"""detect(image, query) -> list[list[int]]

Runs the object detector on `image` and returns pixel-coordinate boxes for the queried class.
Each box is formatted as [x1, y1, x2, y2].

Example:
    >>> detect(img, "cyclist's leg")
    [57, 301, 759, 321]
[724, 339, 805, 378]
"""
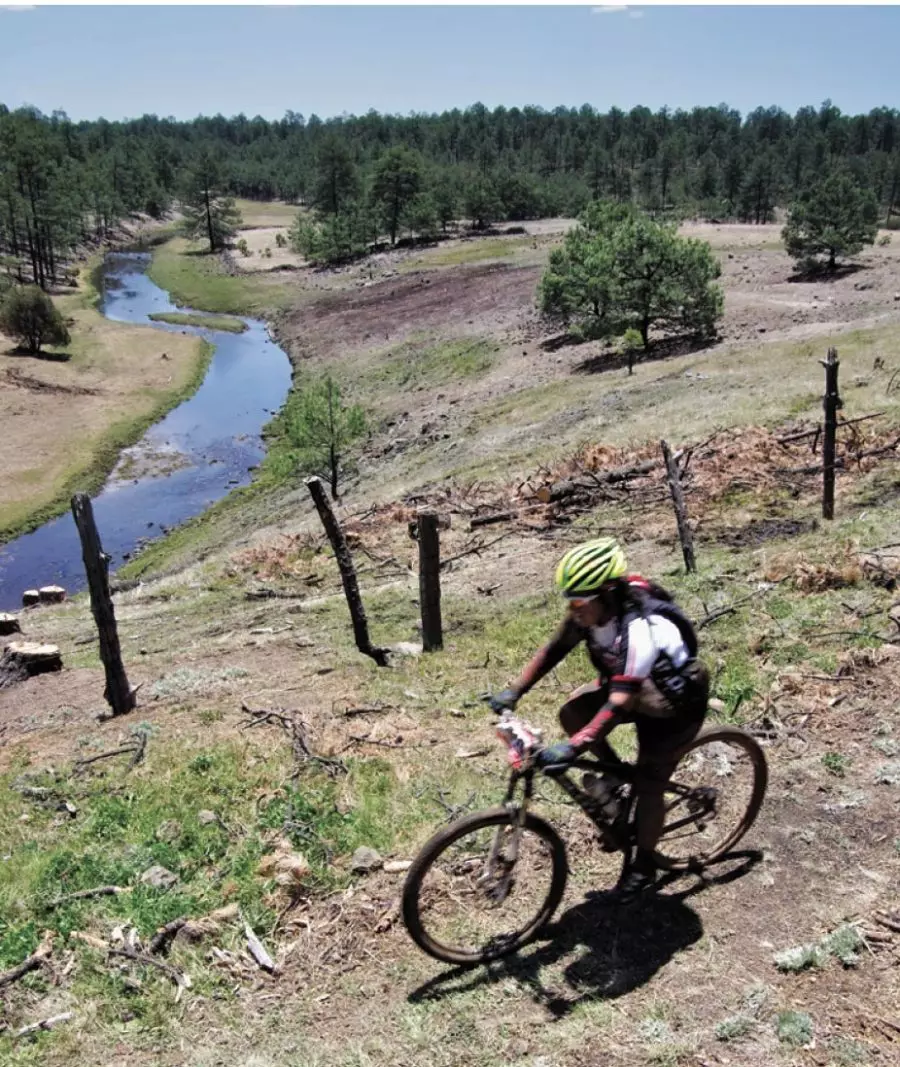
[633, 698, 707, 867]
[559, 680, 621, 767]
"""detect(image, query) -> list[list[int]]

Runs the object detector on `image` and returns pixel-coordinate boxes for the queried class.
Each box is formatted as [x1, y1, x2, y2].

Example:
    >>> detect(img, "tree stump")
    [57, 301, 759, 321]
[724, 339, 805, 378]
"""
[0, 641, 62, 689]
[0, 614, 21, 636]
[38, 585, 66, 604]
[22, 589, 40, 607]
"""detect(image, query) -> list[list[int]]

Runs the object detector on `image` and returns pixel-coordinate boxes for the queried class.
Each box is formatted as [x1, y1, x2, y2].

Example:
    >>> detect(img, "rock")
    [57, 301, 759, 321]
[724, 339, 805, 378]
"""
[894, 293, 900, 301]
[38, 585, 66, 604]
[383, 860, 412, 873]
[392, 641, 423, 657]
[197, 809, 218, 825]
[350, 846, 383, 874]
[0, 613, 21, 636]
[708, 698, 726, 713]
[22, 589, 40, 607]
[155, 820, 181, 843]
[257, 838, 311, 888]
[139, 865, 178, 890]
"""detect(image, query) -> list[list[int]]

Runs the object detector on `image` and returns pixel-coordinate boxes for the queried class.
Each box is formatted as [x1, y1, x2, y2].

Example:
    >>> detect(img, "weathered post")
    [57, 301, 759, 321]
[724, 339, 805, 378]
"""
[660, 439, 696, 574]
[71, 493, 136, 716]
[305, 477, 389, 666]
[821, 347, 841, 520]
[417, 508, 443, 651]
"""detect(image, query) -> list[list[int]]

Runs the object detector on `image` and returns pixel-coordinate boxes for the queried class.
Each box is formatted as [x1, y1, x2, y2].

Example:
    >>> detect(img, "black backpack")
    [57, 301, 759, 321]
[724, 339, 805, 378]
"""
[626, 575, 699, 659]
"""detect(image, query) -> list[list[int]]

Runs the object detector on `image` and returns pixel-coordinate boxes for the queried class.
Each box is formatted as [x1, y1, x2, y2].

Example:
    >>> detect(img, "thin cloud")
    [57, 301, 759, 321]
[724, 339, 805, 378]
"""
[592, 6, 645, 17]
[1, 5, 37, 9]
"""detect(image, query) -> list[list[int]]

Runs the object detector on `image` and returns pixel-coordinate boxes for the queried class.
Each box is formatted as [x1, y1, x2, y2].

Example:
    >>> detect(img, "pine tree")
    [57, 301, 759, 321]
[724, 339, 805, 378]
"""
[181, 151, 242, 253]
[782, 170, 879, 271]
[281, 374, 366, 499]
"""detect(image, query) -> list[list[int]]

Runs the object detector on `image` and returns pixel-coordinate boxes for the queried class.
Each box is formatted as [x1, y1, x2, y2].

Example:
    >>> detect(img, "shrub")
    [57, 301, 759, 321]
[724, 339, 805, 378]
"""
[0, 285, 71, 353]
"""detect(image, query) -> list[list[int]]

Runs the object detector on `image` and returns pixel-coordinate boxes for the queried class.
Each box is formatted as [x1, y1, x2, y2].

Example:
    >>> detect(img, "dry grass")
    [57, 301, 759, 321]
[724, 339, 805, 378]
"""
[0, 265, 207, 541]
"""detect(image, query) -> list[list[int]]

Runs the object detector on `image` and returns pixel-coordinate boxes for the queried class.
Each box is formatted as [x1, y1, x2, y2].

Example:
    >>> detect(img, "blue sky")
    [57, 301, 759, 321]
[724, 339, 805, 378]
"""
[1, 5, 897, 122]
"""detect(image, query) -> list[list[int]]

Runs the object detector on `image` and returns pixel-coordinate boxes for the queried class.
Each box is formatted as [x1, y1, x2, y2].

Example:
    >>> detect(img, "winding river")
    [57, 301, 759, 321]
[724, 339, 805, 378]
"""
[0, 253, 292, 612]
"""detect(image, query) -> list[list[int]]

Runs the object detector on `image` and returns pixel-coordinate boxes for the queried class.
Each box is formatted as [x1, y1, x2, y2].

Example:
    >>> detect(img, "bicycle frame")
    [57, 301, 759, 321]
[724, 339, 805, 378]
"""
[495, 755, 708, 859]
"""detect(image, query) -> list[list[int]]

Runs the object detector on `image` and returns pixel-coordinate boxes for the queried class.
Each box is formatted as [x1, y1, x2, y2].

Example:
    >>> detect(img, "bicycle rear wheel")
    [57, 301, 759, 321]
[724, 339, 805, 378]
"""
[654, 725, 768, 871]
[402, 807, 568, 966]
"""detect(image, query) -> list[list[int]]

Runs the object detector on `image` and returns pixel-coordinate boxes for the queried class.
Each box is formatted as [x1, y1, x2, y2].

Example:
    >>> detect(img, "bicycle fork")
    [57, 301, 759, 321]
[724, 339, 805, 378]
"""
[479, 772, 533, 904]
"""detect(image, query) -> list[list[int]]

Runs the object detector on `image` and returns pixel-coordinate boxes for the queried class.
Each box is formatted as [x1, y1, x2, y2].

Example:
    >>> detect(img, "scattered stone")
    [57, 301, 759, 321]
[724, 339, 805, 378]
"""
[257, 843, 311, 888]
[350, 846, 383, 873]
[139, 865, 178, 890]
[197, 809, 218, 825]
[155, 820, 181, 843]
[383, 860, 412, 874]
[392, 641, 423, 657]
[0, 613, 21, 636]
[708, 698, 726, 713]
[38, 585, 66, 604]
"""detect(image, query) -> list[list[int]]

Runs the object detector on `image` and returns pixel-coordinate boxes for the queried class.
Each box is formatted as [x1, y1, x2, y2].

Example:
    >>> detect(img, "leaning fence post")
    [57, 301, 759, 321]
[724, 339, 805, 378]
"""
[417, 508, 443, 652]
[305, 477, 389, 667]
[71, 493, 136, 717]
[820, 347, 841, 520]
[660, 439, 696, 574]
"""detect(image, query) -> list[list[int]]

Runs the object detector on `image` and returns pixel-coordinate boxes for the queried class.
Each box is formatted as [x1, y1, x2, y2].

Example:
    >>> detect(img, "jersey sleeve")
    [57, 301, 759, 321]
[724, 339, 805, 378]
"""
[517, 616, 582, 695]
[610, 616, 656, 693]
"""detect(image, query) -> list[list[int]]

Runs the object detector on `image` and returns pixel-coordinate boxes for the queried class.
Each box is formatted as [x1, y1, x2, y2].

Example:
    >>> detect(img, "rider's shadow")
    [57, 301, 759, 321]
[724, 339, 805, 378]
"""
[408, 851, 760, 1017]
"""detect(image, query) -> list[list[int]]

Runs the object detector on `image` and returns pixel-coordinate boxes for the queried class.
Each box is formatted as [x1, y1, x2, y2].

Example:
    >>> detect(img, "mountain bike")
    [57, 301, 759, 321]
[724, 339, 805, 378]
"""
[402, 702, 767, 966]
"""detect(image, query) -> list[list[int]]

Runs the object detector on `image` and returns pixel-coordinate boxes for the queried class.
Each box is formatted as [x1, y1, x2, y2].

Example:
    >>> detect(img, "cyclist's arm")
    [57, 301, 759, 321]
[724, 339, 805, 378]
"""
[510, 617, 581, 699]
[569, 617, 654, 750]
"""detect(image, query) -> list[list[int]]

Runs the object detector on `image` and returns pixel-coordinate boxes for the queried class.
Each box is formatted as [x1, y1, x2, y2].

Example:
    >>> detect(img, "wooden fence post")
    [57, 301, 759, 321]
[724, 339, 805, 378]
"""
[660, 439, 696, 574]
[71, 493, 136, 716]
[417, 508, 443, 651]
[305, 477, 389, 667]
[821, 347, 841, 520]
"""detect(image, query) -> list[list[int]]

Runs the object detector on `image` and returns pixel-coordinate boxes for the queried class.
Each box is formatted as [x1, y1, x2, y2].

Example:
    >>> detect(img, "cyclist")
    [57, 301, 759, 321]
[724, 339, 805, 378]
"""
[490, 537, 709, 903]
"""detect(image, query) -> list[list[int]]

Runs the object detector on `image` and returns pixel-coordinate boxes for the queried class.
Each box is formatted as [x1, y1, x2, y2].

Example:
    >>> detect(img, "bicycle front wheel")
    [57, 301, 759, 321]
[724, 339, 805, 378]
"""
[402, 807, 568, 966]
[654, 725, 768, 871]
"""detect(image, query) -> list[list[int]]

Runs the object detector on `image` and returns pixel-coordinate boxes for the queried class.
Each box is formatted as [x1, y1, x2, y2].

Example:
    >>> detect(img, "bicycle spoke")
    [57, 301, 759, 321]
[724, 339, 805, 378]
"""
[657, 733, 764, 866]
[413, 820, 558, 958]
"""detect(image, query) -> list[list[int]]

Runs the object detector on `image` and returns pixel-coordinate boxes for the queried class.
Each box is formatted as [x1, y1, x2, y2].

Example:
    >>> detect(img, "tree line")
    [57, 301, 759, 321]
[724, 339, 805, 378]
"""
[2, 99, 900, 284]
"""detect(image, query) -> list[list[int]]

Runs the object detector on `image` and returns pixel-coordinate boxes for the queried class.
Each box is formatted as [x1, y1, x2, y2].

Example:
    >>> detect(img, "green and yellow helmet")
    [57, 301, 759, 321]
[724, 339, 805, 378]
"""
[555, 537, 627, 598]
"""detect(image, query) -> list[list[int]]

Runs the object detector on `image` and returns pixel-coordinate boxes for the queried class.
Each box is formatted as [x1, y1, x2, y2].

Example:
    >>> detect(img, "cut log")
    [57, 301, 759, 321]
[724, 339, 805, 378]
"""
[535, 456, 662, 504]
[38, 585, 66, 604]
[469, 511, 514, 529]
[22, 589, 40, 607]
[0, 613, 21, 635]
[0, 642, 62, 689]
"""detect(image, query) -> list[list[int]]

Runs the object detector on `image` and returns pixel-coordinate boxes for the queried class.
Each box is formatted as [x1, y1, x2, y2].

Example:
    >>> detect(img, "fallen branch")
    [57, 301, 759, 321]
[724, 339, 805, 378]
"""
[342, 704, 395, 717]
[74, 741, 145, 774]
[149, 916, 188, 955]
[777, 411, 885, 444]
[109, 947, 190, 998]
[46, 885, 127, 910]
[469, 511, 514, 530]
[535, 454, 673, 505]
[696, 588, 769, 630]
[0, 939, 52, 988]
[440, 534, 508, 570]
[243, 918, 276, 973]
[15, 1012, 73, 1039]
[872, 911, 900, 934]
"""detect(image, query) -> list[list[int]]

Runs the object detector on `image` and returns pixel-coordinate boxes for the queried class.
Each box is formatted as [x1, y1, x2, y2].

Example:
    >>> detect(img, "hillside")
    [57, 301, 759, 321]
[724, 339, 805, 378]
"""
[1, 213, 899, 1067]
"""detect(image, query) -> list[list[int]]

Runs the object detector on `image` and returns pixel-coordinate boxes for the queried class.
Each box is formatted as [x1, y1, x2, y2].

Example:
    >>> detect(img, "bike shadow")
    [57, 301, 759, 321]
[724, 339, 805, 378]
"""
[408, 850, 761, 1017]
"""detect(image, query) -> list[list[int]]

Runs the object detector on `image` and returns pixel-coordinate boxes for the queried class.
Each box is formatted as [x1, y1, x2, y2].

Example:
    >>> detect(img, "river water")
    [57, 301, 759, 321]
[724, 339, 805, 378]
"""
[0, 253, 292, 611]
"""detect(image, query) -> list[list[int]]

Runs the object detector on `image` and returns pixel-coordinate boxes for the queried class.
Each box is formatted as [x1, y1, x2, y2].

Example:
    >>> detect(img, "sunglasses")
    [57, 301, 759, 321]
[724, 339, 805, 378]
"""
[565, 594, 600, 609]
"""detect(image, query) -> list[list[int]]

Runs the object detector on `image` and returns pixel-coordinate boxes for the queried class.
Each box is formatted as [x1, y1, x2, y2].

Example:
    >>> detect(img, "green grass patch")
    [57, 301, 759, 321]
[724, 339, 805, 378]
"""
[358, 336, 498, 394]
[148, 311, 247, 333]
[409, 235, 532, 268]
[147, 237, 294, 316]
